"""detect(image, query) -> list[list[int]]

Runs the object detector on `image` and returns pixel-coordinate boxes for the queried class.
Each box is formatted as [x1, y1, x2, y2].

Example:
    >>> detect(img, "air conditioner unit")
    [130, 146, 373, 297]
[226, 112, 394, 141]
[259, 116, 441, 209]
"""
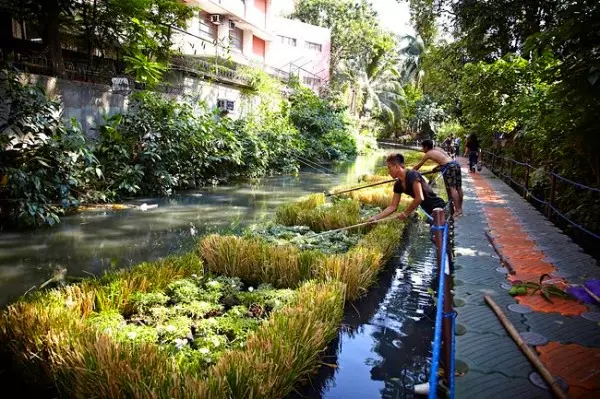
[210, 15, 222, 25]
[229, 20, 236, 30]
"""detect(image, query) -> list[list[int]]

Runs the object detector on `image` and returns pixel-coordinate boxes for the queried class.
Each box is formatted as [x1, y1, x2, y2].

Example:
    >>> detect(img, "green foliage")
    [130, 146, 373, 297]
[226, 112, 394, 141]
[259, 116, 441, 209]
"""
[291, 0, 384, 84]
[409, 0, 600, 237]
[0, 72, 101, 225]
[437, 120, 465, 141]
[407, 0, 437, 48]
[289, 86, 356, 160]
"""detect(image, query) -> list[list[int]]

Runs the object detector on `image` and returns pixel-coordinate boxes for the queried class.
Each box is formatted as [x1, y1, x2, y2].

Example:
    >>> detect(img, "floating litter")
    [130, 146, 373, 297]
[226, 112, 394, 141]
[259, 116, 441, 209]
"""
[392, 339, 403, 349]
[520, 331, 548, 346]
[496, 267, 509, 274]
[507, 304, 533, 314]
[529, 372, 569, 392]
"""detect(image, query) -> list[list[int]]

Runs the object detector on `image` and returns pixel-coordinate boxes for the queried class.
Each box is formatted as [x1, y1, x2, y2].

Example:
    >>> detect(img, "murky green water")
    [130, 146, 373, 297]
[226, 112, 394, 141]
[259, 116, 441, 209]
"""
[0, 152, 388, 307]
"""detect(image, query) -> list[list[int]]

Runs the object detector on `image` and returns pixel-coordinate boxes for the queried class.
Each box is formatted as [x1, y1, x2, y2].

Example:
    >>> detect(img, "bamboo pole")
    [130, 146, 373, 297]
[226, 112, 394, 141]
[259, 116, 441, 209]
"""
[582, 286, 600, 304]
[326, 178, 396, 197]
[326, 169, 438, 197]
[310, 214, 399, 237]
[484, 295, 569, 399]
[484, 230, 516, 275]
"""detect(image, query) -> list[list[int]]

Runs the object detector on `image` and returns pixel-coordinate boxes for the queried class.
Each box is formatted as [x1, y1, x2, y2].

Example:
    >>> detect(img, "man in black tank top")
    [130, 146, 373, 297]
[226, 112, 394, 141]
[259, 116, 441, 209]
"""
[369, 153, 446, 222]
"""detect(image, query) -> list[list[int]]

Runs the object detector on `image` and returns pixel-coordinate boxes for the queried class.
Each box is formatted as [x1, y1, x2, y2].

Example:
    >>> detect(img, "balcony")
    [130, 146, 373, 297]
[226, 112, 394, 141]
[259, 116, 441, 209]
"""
[190, 0, 272, 41]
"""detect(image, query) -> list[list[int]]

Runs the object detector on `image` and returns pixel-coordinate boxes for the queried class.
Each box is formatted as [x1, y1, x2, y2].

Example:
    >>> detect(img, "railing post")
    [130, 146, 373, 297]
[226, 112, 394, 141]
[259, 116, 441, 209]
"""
[432, 208, 453, 387]
[524, 160, 530, 193]
[500, 155, 504, 175]
[509, 158, 514, 180]
[547, 169, 557, 220]
[491, 152, 496, 171]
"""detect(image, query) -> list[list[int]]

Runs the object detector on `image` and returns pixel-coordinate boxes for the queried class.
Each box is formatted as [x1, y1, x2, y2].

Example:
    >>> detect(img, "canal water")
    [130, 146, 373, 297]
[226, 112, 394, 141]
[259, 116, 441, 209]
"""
[0, 149, 437, 398]
[293, 221, 436, 398]
[0, 153, 386, 307]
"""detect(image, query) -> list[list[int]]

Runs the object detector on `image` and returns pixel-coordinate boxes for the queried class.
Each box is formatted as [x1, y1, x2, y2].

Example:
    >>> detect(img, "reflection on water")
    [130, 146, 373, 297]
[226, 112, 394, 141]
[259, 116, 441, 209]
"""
[293, 221, 437, 399]
[0, 152, 389, 307]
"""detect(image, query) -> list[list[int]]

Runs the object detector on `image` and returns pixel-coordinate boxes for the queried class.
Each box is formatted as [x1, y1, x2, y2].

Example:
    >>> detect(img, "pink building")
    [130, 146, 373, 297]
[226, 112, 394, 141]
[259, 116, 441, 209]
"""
[178, 0, 330, 90]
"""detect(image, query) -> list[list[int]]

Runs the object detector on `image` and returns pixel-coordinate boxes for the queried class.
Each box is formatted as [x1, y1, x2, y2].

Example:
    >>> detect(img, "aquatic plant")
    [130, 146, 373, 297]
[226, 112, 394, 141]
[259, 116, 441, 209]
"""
[275, 194, 363, 232]
[247, 224, 362, 254]
[205, 281, 345, 398]
[0, 253, 344, 399]
[200, 235, 313, 288]
[200, 217, 406, 300]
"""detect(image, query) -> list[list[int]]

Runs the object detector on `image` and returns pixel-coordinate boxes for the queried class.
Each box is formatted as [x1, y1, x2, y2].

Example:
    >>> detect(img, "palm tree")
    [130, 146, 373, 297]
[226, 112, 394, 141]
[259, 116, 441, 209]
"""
[337, 42, 407, 131]
[398, 34, 425, 85]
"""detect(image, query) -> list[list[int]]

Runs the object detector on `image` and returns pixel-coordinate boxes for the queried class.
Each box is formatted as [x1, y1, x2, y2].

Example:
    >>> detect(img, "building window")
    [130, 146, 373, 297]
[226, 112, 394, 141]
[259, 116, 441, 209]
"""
[278, 35, 297, 47]
[217, 99, 235, 112]
[229, 26, 243, 51]
[305, 41, 322, 52]
[303, 76, 321, 87]
[199, 12, 217, 40]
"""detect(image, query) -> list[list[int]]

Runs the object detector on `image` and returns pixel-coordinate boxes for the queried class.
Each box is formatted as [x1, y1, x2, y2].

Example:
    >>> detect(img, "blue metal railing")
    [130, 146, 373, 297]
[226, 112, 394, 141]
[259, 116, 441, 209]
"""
[428, 222, 455, 398]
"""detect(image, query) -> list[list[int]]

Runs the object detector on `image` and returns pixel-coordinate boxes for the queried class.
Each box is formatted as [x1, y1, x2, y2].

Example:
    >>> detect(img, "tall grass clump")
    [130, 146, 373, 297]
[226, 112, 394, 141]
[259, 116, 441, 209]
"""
[199, 217, 407, 301]
[275, 193, 326, 225]
[200, 235, 321, 287]
[206, 280, 345, 398]
[276, 195, 362, 232]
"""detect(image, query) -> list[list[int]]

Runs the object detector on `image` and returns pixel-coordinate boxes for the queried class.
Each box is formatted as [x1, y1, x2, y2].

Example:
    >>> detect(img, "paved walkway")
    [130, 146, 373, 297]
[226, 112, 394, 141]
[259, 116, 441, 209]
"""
[453, 159, 600, 398]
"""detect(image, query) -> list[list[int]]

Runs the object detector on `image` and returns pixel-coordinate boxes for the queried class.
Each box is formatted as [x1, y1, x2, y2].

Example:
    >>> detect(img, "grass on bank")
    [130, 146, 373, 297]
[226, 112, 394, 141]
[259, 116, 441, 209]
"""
[0, 253, 345, 398]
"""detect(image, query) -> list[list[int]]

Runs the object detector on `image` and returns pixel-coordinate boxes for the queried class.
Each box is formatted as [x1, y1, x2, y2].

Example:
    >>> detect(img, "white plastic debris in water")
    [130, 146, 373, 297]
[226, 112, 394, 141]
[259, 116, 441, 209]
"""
[414, 382, 430, 395]
[139, 203, 159, 211]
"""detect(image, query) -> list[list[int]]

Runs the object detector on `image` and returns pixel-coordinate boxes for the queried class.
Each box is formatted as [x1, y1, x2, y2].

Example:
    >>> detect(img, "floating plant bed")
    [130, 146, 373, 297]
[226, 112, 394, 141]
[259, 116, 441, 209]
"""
[0, 253, 345, 398]
[201, 191, 409, 300]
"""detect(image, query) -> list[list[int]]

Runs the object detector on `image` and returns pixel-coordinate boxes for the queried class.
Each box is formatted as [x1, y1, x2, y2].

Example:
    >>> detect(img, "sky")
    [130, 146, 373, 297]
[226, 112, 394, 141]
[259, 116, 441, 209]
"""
[371, 0, 414, 36]
[274, 0, 415, 37]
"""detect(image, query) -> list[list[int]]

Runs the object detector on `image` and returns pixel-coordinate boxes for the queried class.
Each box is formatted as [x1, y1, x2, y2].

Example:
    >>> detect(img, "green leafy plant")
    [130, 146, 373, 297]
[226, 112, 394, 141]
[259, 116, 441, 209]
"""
[508, 274, 571, 303]
[0, 71, 100, 225]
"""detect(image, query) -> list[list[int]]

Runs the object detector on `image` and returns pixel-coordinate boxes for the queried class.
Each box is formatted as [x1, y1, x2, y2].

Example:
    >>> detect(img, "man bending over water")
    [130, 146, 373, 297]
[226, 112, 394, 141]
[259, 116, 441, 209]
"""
[369, 153, 446, 222]
[413, 139, 464, 217]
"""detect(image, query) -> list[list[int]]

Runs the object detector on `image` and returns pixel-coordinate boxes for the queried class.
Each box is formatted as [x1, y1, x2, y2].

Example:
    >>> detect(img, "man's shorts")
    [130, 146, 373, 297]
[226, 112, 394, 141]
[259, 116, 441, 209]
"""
[442, 162, 462, 190]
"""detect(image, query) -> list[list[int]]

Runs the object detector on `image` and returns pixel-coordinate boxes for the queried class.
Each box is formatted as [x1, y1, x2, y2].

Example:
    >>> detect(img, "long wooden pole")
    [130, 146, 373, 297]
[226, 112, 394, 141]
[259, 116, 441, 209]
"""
[484, 295, 569, 399]
[326, 169, 438, 197]
[310, 214, 399, 237]
[326, 178, 397, 197]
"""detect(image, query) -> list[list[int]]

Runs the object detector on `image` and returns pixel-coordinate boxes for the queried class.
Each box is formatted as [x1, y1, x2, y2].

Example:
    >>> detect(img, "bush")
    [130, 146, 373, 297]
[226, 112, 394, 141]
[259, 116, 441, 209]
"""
[0, 72, 101, 225]
[289, 86, 357, 161]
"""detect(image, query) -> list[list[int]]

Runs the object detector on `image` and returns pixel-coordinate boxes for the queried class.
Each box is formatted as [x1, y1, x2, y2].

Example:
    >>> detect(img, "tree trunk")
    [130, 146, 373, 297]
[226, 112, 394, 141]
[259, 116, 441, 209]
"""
[43, 9, 65, 77]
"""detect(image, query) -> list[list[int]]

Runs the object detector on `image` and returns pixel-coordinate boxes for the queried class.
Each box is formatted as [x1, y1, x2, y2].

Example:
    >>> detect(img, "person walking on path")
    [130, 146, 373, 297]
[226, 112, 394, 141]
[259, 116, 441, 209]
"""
[454, 136, 461, 159]
[412, 139, 464, 217]
[369, 153, 446, 223]
[464, 134, 481, 173]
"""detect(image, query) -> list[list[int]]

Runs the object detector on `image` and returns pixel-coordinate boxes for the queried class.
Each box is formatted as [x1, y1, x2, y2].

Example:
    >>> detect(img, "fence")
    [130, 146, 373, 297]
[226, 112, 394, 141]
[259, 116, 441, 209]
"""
[481, 150, 600, 241]
[427, 208, 456, 398]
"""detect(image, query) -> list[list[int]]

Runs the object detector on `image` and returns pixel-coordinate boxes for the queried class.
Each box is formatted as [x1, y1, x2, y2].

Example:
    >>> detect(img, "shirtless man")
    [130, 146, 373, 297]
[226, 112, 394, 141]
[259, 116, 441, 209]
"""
[413, 139, 463, 216]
